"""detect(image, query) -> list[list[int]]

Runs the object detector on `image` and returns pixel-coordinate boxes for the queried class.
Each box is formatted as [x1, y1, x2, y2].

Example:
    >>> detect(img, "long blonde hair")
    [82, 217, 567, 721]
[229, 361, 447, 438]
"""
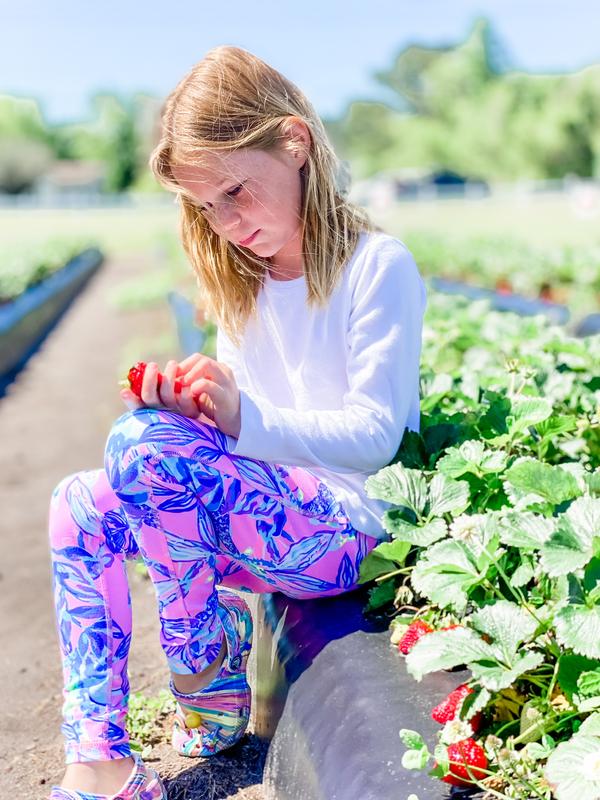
[149, 44, 382, 348]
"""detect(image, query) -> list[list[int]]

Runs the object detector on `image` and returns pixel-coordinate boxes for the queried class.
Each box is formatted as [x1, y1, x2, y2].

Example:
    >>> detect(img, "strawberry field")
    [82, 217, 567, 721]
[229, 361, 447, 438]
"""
[357, 292, 600, 798]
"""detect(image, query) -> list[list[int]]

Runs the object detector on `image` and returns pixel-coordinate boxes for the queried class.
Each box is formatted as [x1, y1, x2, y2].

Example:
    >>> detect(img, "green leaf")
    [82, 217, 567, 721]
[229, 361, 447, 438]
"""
[468, 601, 538, 662]
[546, 734, 600, 800]
[436, 439, 508, 478]
[578, 670, 600, 699]
[535, 414, 578, 440]
[410, 539, 484, 613]
[369, 539, 411, 566]
[401, 748, 429, 770]
[511, 559, 535, 587]
[471, 650, 545, 692]
[365, 580, 396, 612]
[357, 550, 396, 583]
[405, 627, 493, 681]
[555, 606, 600, 659]
[399, 729, 426, 750]
[497, 511, 555, 549]
[365, 463, 427, 514]
[557, 654, 600, 701]
[540, 498, 600, 577]
[504, 457, 583, 509]
[507, 397, 552, 435]
[389, 518, 448, 547]
[426, 473, 471, 517]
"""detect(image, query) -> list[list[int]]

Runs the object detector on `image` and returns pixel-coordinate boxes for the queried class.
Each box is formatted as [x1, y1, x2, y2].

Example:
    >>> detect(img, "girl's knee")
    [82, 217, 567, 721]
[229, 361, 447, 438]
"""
[48, 469, 104, 546]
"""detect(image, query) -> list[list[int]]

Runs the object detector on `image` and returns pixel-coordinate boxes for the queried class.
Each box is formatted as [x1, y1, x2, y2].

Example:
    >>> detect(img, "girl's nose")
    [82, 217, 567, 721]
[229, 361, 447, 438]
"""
[215, 202, 242, 230]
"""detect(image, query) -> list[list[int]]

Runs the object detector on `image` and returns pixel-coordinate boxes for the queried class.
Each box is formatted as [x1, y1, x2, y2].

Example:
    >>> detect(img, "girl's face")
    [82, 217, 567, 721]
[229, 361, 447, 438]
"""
[171, 132, 308, 269]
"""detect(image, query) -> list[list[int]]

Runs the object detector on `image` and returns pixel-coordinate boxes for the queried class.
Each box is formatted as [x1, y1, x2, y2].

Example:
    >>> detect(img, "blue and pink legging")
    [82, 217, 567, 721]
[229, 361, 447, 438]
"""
[48, 407, 381, 763]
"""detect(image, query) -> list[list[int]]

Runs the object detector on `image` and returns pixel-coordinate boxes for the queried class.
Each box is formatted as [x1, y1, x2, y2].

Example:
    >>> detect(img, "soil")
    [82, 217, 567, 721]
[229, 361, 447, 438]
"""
[0, 253, 267, 799]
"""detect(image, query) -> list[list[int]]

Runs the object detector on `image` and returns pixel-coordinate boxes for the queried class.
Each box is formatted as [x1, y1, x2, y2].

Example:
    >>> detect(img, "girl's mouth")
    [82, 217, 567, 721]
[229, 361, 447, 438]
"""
[239, 229, 260, 246]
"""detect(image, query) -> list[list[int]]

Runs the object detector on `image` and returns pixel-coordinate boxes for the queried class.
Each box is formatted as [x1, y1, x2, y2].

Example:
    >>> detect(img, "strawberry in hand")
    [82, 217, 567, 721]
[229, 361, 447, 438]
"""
[120, 361, 184, 399]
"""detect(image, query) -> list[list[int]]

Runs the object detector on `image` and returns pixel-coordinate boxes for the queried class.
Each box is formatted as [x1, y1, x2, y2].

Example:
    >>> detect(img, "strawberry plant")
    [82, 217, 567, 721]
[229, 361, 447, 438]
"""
[360, 293, 600, 798]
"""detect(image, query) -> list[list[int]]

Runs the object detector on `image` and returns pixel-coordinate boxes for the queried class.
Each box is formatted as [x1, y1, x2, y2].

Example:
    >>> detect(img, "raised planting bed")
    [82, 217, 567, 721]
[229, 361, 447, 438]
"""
[0, 247, 104, 385]
[430, 276, 570, 326]
[248, 588, 469, 799]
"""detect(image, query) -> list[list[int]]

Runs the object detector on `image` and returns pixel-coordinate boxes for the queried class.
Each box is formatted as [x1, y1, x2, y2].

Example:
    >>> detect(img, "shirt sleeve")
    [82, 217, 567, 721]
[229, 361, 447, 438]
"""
[225, 238, 427, 474]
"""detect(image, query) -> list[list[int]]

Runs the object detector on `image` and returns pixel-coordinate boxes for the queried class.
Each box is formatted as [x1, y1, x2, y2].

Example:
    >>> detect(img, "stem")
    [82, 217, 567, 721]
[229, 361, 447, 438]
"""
[483, 579, 508, 602]
[545, 658, 560, 703]
[374, 567, 412, 583]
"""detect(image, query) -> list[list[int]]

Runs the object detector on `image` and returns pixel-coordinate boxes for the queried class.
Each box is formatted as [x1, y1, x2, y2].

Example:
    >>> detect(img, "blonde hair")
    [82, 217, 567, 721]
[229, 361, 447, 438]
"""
[149, 44, 382, 348]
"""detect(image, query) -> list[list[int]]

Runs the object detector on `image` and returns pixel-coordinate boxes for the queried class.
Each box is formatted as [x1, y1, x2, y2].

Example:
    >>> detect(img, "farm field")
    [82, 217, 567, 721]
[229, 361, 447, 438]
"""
[1, 190, 598, 799]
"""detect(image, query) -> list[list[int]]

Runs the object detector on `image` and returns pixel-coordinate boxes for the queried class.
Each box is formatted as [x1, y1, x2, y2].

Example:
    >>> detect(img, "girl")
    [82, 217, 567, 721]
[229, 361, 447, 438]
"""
[48, 45, 427, 799]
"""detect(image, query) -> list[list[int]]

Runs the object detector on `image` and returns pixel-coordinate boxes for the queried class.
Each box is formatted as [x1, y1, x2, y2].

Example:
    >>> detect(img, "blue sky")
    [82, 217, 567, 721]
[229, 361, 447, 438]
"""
[3, 0, 600, 125]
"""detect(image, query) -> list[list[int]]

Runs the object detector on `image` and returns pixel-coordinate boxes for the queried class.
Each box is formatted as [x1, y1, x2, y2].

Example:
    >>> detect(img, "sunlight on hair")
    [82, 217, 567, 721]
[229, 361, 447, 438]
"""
[149, 44, 382, 348]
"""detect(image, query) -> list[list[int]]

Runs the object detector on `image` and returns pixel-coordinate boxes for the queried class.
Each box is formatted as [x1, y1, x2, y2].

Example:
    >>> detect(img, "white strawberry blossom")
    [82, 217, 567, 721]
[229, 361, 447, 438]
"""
[441, 719, 475, 745]
[449, 514, 489, 557]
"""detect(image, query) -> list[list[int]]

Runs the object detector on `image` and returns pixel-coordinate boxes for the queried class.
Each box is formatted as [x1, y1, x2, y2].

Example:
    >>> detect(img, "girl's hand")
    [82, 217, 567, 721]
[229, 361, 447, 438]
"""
[119, 360, 222, 427]
[178, 353, 241, 438]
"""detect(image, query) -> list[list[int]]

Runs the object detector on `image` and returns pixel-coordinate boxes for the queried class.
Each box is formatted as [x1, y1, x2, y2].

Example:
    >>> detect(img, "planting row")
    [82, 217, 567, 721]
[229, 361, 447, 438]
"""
[404, 231, 600, 319]
[358, 291, 600, 798]
[0, 237, 96, 304]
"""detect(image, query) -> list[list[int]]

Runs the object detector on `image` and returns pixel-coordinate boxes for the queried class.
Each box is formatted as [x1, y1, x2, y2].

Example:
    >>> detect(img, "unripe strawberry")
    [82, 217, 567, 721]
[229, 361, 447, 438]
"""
[397, 620, 433, 655]
[440, 738, 488, 787]
[431, 684, 482, 731]
[120, 361, 183, 399]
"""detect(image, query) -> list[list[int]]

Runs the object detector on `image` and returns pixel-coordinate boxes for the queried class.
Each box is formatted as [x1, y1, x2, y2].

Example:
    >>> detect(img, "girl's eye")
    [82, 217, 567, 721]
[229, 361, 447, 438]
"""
[199, 184, 244, 212]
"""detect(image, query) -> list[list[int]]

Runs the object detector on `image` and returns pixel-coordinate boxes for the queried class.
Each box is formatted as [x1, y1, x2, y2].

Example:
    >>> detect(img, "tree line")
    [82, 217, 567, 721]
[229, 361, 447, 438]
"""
[1, 18, 598, 193]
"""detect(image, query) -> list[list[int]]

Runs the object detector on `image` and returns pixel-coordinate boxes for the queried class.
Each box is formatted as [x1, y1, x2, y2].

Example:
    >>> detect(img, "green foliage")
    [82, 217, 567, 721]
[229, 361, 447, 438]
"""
[0, 238, 97, 302]
[333, 18, 600, 180]
[364, 290, 600, 796]
[125, 689, 176, 757]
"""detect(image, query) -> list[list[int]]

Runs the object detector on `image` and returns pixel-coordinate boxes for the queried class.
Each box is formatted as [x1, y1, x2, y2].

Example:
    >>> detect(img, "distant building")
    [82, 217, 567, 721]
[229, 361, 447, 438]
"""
[34, 160, 106, 197]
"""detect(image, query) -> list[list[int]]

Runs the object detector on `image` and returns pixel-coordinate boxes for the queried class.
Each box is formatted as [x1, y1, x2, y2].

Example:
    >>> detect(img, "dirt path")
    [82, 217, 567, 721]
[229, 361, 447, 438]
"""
[0, 254, 266, 798]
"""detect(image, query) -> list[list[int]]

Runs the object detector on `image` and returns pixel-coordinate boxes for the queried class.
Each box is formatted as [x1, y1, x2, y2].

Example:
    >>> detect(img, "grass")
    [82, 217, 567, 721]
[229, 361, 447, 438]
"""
[125, 689, 177, 758]
[1, 191, 599, 260]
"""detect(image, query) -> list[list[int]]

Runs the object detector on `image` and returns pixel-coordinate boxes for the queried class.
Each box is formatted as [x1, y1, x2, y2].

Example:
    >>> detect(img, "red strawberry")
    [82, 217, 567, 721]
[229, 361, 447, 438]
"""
[441, 738, 488, 787]
[397, 620, 433, 655]
[431, 684, 482, 731]
[121, 361, 183, 399]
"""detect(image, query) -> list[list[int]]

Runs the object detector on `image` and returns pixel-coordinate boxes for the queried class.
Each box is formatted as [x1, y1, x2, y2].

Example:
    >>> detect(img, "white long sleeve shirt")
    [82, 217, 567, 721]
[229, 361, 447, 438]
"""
[217, 230, 427, 540]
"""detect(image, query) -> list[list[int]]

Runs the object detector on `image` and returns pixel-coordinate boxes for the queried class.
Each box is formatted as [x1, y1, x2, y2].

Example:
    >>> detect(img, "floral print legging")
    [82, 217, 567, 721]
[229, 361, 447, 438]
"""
[48, 408, 381, 763]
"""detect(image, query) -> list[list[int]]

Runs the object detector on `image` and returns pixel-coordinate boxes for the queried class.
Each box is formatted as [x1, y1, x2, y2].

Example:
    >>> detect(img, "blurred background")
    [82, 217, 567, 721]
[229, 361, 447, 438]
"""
[2, 0, 600, 368]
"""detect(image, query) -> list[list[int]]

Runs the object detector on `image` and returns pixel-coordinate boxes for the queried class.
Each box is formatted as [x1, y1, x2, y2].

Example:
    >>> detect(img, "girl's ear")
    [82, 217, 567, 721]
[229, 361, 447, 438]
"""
[283, 116, 312, 165]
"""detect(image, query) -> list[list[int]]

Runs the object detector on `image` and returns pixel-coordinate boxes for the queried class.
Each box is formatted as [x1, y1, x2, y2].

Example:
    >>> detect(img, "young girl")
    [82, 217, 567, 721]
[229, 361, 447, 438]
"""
[48, 45, 427, 799]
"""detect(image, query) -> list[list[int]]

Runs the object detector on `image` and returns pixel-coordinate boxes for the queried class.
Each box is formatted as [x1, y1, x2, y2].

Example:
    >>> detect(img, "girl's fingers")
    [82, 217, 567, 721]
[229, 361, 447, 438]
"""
[120, 389, 144, 411]
[140, 361, 161, 407]
[177, 352, 206, 373]
[181, 359, 227, 388]
[188, 377, 222, 404]
[159, 360, 179, 405]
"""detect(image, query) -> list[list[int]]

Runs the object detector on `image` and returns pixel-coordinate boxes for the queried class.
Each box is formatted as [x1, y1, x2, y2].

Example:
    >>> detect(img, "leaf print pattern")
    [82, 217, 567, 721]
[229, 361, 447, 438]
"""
[49, 408, 380, 762]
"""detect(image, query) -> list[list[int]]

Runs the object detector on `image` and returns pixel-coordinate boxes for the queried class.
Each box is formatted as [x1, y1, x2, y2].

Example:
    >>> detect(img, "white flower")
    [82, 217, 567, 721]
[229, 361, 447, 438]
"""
[441, 719, 475, 745]
[449, 514, 489, 556]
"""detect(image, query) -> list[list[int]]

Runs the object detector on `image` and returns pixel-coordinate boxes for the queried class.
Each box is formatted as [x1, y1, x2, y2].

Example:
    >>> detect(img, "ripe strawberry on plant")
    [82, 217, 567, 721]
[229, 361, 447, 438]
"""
[440, 738, 488, 787]
[397, 620, 433, 655]
[120, 361, 183, 399]
[431, 684, 482, 731]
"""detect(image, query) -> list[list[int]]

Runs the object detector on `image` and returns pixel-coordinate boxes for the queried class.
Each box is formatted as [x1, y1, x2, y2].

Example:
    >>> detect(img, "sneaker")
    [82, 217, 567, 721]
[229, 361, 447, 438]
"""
[169, 588, 253, 757]
[48, 752, 167, 799]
